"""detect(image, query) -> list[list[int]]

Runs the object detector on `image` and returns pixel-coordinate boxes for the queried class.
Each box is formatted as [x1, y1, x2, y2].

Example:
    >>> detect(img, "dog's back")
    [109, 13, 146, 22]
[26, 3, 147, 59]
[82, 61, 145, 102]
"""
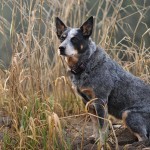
[86, 46, 150, 140]
[92, 47, 150, 117]
[77, 46, 150, 116]
[73, 45, 150, 140]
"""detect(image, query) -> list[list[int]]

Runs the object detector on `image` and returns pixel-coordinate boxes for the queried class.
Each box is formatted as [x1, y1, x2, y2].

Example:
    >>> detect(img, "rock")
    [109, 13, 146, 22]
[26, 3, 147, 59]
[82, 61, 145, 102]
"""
[116, 128, 137, 145]
[124, 140, 150, 150]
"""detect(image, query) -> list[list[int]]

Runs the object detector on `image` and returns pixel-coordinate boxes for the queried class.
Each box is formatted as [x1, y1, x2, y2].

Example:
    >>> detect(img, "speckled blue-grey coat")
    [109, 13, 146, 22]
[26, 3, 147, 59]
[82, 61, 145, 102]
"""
[56, 16, 150, 141]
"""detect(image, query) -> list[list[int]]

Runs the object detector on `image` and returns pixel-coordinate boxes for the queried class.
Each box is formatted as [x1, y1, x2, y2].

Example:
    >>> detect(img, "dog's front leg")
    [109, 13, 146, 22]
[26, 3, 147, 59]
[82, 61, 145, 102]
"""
[89, 100, 109, 145]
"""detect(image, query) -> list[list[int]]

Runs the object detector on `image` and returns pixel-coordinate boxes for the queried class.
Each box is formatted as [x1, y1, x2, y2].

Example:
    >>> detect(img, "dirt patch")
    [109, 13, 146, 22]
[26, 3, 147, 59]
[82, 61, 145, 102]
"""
[1, 114, 150, 149]
[62, 116, 150, 150]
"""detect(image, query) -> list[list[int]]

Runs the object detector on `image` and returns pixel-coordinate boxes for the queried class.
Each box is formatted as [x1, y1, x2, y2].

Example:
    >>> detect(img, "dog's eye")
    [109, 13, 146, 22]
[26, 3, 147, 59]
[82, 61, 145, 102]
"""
[60, 35, 66, 41]
[71, 37, 79, 43]
[60, 37, 65, 41]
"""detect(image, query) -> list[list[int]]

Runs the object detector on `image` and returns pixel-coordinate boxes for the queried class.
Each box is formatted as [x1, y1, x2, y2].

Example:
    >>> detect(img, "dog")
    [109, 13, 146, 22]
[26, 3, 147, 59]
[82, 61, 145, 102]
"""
[55, 16, 150, 144]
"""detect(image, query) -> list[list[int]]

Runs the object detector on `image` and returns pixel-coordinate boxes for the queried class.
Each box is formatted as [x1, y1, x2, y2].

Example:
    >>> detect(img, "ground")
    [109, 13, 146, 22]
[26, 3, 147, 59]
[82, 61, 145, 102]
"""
[1, 113, 150, 150]
[62, 116, 150, 150]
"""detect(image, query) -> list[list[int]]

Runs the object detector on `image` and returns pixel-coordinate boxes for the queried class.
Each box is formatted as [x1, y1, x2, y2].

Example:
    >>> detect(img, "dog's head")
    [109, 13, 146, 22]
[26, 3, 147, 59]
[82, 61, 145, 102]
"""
[55, 16, 93, 57]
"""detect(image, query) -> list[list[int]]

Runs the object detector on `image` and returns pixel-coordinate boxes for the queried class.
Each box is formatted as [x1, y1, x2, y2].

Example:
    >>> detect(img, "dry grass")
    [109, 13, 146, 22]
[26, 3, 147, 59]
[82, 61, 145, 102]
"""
[0, 0, 149, 149]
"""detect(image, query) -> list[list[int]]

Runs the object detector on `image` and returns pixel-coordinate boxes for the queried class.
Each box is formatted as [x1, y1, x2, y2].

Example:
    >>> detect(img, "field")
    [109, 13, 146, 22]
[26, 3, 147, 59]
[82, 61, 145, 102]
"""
[0, 0, 150, 149]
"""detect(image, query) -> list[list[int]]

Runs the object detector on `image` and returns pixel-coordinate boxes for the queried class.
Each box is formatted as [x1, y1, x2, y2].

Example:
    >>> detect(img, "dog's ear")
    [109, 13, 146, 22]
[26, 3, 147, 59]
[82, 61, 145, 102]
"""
[80, 16, 93, 38]
[55, 17, 67, 39]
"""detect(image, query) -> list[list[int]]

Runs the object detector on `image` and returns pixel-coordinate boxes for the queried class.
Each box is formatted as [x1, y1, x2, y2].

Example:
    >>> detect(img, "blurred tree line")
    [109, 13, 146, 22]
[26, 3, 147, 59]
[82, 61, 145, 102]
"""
[0, 0, 150, 69]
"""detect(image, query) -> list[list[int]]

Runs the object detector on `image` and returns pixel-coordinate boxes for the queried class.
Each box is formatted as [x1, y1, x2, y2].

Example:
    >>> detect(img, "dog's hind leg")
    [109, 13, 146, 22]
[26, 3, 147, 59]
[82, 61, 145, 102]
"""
[122, 110, 148, 141]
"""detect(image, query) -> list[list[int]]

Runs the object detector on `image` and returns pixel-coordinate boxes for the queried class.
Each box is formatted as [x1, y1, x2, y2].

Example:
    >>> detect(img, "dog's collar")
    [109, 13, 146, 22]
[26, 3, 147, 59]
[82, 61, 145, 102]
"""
[70, 61, 87, 75]
[70, 48, 97, 75]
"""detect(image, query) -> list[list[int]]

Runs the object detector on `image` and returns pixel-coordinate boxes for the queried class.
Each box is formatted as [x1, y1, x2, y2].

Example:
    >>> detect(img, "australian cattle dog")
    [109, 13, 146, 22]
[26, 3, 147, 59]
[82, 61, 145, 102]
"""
[55, 16, 150, 144]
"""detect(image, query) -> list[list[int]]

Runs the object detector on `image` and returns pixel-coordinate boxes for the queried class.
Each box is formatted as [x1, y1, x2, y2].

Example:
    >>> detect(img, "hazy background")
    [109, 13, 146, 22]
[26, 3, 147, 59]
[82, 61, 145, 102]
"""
[0, 0, 150, 69]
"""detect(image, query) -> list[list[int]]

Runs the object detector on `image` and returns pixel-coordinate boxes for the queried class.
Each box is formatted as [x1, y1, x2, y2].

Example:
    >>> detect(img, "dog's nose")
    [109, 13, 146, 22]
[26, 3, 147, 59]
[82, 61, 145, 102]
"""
[59, 46, 65, 55]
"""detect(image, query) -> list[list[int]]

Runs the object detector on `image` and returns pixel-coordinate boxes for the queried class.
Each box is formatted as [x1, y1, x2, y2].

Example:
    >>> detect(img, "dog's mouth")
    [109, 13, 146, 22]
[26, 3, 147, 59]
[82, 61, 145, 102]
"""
[58, 49, 66, 56]
[58, 50, 76, 57]
[60, 51, 66, 56]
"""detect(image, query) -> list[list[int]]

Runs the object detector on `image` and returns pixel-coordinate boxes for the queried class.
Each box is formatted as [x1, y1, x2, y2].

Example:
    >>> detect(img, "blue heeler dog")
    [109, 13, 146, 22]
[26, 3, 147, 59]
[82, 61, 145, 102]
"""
[55, 16, 150, 144]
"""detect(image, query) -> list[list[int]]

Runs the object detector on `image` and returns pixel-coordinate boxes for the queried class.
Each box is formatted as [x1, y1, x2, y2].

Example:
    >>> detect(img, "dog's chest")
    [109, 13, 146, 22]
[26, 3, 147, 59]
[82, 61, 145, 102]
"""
[69, 71, 96, 103]
[69, 71, 91, 88]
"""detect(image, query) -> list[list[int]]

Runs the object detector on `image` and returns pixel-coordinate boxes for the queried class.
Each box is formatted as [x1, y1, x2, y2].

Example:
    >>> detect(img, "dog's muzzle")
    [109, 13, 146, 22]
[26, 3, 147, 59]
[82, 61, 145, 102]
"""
[59, 46, 66, 55]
